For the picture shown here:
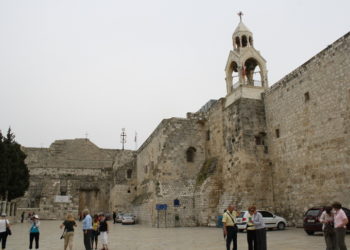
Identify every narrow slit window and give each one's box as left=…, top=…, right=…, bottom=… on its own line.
left=275, top=129, right=280, bottom=138
left=304, top=92, right=310, bottom=102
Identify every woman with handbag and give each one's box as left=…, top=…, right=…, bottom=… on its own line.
left=320, top=206, right=337, bottom=250
left=60, top=213, right=77, bottom=250
left=0, top=213, right=11, bottom=249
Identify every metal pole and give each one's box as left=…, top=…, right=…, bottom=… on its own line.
left=157, top=210, right=159, bottom=228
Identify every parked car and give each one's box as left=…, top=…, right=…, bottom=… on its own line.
left=236, top=210, right=287, bottom=231
left=303, top=206, right=350, bottom=235
left=122, top=214, right=137, bottom=225
left=116, top=213, right=124, bottom=223
left=104, top=213, right=112, bottom=221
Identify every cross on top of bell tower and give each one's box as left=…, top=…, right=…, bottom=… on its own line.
left=237, top=11, right=243, bottom=22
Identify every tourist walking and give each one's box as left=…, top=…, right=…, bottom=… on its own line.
left=92, top=214, right=100, bottom=250
left=82, top=209, right=93, bottom=250
left=251, top=206, right=267, bottom=250
left=0, top=213, right=11, bottom=250
left=320, top=206, right=337, bottom=250
left=29, top=214, right=40, bottom=250
left=222, top=204, right=239, bottom=250
left=99, top=214, right=109, bottom=250
left=21, top=211, right=25, bottom=223
left=332, top=202, right=348, bottom=250
left=60, top=213, right=77, bottom=250
left=112, top=211, right=117, bottom=224
left=246, top=207, right=257, bottom=250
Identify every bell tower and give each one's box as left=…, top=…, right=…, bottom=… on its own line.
left=225, top=12, right=268, bottom=107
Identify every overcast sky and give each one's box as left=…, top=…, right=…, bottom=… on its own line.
left=0, top=0, right=349, bottom=150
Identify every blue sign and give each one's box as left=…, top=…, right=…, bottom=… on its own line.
left=156, top=204, right=168, bottom=210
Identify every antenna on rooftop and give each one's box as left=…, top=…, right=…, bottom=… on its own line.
left=134, top=131, right=138, bottom=150
left=120, top=128, right=127, bottom=150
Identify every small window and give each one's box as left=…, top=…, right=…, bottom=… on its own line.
left=206, top=130, right=210, bottom=141
left=275, top=129, right=280, bottom=138
left=304, top=92, right=310, bottom=102
left=186, top=147, right=196, bottom=162
left=144, top=165, right=148, bottom=174
left=127, top=169, right=132, bottom=179
left=60, top=184, right=67, bottom=196
left=255, top=136, right=262, bottom=145
left=127, top=189, right=131, bottom=193
left=174, top=199, right=180, bottom=207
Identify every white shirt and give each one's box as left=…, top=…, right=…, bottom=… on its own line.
left=0, top=219, right=9, bottom=233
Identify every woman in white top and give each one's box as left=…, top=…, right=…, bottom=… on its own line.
left=0, top=213, right=11, bottom=250
left=319, top=206, right=336, bottom=250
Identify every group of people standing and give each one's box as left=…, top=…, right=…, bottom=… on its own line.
left=320, top=202, right=348, bottom=250
left=80, top=208, right=109, bottom=250
left=222, top=205, right=267, bottom=250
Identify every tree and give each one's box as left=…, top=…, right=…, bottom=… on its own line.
left=0, top=128, right=29, bottom=201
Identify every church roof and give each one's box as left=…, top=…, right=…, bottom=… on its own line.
left=234, top=21, right=252, bottom=34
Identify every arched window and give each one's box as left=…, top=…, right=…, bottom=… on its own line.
left=235, top=36, right=241, bottom=48
left=144, top=165, right=148, bottom=174
left=242, top=35, right=248, bottom=47
left=126, top=169, right=132, bottom=179
left=186, top=147, right=196, bottom=162
left=244, top=58, right=262, bottom=86
left=249, top=36, right=253, bottom=47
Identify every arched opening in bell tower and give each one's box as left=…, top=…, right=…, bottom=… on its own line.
left=244, top=58, right=263, bottom=87
left=229, top=61, right=239, bottom=89
left=242, top=35, right=248, bottom=47
left=235, top=37, right=241, bottom=49
left=249, top=36, right=253, bottom=47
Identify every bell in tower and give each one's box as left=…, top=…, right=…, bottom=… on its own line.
left=225, top=12, right=268, bottom=107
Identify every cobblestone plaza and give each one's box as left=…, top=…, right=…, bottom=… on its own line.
left=4, top=220, right=350, bottom=250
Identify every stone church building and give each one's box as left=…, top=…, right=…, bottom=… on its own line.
left=19, top=19, right=350, bottom=227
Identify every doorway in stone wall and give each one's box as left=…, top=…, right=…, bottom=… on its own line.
left=78, top=189, right=100, bottom=216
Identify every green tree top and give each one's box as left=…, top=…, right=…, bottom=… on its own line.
left=0, top=128, right=29, bottom=201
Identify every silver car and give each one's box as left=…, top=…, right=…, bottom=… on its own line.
left=121, top=214, right=137, bottom=225
left=236, top=210, right=287, bottom=231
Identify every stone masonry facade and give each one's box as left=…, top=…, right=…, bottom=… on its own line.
left=19, top=22, right=350, bottom=227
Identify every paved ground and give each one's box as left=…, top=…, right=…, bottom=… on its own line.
left=4, top=220, right=350, bottom=250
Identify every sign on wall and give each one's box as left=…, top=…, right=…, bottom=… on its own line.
left=156, top=204, right=167, bottom=210
left=54, top=195, right=71, bottom=203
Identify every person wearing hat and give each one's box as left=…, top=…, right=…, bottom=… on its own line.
left=0, top=213, right=10, bottom=250
left=29, top=214, right=40, bottom=250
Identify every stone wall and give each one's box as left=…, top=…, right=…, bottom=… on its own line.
left=264, top=32, right=350, bottom=225
left=109, top=153, right=137, bottom=213
left=201, top=97, right=273, bottom=220
left=134, top=118, right=206, bottom=226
